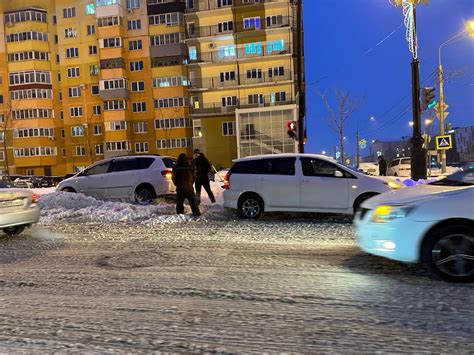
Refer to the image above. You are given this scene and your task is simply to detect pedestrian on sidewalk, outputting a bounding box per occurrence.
[193,149,216,205]
[172,153,201,217]
[378,155,387,176]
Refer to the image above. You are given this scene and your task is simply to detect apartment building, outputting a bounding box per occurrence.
[0,0,303,175]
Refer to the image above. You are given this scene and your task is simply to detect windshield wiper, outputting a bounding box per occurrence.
[430,179,472,186]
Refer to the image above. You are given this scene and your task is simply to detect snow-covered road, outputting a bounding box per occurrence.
[0,220,472,353]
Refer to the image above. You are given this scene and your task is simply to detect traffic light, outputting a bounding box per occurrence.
[421,87,436,111]
[287,121,297,138]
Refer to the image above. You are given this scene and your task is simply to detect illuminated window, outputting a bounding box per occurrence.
[86,4,95,15]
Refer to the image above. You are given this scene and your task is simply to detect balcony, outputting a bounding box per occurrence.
[150,43,187,58]
[189,98,295,115]
[188,70,291,91]
[96,1,123,18]
[186,16,290,39]
[147,0,186,15]
[99,88,130,100]
[186,0,287,13]
[188,42,291,64]
[100,58,125,70]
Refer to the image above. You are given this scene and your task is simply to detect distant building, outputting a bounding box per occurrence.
[452,125,474,162]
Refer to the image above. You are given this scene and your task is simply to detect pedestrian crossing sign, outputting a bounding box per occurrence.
[435,135,452,150]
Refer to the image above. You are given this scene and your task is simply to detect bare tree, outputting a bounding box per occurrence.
[319,89,362,162]
[0,101,17,183]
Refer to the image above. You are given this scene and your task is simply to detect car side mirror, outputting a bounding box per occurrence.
[334,170,343,178]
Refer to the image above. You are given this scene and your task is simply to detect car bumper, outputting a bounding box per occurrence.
[354,210,432,263]
[0,206,40,229]
[223,190,239,209]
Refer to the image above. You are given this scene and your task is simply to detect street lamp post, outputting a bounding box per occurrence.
[437,21,474,173]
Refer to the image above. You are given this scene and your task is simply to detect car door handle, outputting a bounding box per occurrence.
[302,179,311,183]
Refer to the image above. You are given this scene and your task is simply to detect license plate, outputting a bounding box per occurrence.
[0,199,24,209]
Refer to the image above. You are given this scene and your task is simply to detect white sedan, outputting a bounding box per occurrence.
[355,168,474,282]
[0,180,40,235]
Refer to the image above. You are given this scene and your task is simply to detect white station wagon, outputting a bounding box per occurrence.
[223,154,394,218]
[57,155,176,204]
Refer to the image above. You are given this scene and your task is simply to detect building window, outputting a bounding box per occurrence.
[270,91,287,103]
[153,97,186,109]
[73,146,86,157]
[152,76,188,88]
[245,43,261,55]
[98,16,119,27]
[63,7,76,18]
[222,122,235,136]
[108,121,128,131]
[217,0,232,8]
[89,45,97,55]
[128,39,142,51]
[102,37,122,48]
[61,129,65,139]
[243,17,261,29]
[149,12,183,26]
[220,71,236,82]
[155,118,192,129]
[222,96,237,107]
[68,87,81,98]
[105,141,131,151]
[62,148,67,158]
[70,107,83,117]
[193,119,202,138]
[267,40,284,53]
[87,24,95,35]
[56,54,60,63]
[6,31,49,43]
[67,67,80,78]
[93,105,102,115]
[218,45,236,59]
[266,15,283,28]
[95,144,104,155]
[9,70,52,86]
[126,0,140,9]
[150,33,183,46]
[127,19,141,30]
[64,28,77,38]
[247,69,262,79]
[132,102,146,113]
[248,94,264,105]
[71,125,85,136]
[217,21,233,33]
[129,61,144,72]
[134,122,148,133]
[94,124,102,135]
[269,66,285,78]
[188,47,197,60]
[131,81,144,92]
[90,65,99,76]
[14,147,57,157]
[86,4,95,15]
[102,78,128,90]
[156,138,192,149]
[91,85,99,95]
[104,100,126,111]
[66,47,79,58]
[4,9,47,24]
[135,142,149,153]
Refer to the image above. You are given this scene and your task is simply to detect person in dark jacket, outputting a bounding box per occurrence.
[378,155,388,176]
[172,153,201,217]
[193,149,216,204]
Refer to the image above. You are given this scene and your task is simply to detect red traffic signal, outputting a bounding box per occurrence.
[287,121,297,138]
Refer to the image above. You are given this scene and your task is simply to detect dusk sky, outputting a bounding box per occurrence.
[303,0,474,156]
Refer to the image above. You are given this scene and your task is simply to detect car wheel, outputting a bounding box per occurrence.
[62,187,76,193]
[135,186,156,205]
[3,225,26,236]
[353,193,378,214]
[238,194,263,219]
[421,225,474,283]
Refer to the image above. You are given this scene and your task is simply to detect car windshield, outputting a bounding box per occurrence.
[429,169,474,186]
[336,162,360,174]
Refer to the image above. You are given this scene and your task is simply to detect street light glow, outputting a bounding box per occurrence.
[321,150,326,155]
[370,116,375,121]
[425,118,433,125]
[409,121,414,127]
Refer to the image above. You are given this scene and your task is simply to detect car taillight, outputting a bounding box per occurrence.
[223,172,231,190]
[161,170,172,179]
[31,193,39,204]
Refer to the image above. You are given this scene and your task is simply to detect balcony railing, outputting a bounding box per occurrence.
[186,0,288,13]
[188,71,291,90]
[186,16,290,39]
[189,98,295,115]
[188,43,291,64]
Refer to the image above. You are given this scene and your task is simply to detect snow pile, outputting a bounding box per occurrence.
[397,178,437,187]
[37,181,227,224]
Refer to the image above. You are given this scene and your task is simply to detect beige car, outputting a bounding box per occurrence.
[0,181,40,235]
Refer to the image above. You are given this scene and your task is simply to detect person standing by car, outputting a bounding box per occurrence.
[172,153,201,217]
[378,155,387,176]
[193,149,216,204]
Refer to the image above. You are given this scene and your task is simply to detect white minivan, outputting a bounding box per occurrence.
[223,154,393,219]
[57,155,176,204]
[387,157,411,177]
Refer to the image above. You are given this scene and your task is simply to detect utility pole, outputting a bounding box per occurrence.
[296,0,305,153]
[437,65,447,174]
[409,6,427,180]
[356,129,360,169]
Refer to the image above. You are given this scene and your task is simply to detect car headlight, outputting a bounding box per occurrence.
[371,205,414,223]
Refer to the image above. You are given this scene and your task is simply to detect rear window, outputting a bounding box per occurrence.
[230,160,259,174]
[401,158,411,165]
[162,157,176,169]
